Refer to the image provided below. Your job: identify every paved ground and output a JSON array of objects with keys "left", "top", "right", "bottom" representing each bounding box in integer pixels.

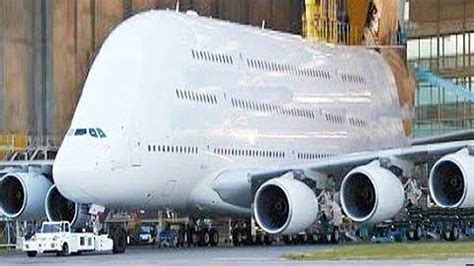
[{"left": 1, "top": 244, "right": 474, "bottom": 265}]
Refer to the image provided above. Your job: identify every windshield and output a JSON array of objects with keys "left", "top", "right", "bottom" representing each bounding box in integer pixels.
[
  {"left": 42, "top": 224, "right": 61, "bottom": 233},
  {"left": 139, "top": 225, "right": 152, "bottom": 234}
]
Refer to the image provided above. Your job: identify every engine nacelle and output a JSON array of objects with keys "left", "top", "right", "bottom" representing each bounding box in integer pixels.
[
  {"left": 429, "top": 149, "right": 474, "bottom": 208},
  {"left": 45, "top": 185, "right": 90, "bottom": 228},
  {"left": 0, "top": 172, "right": 52, "bottom": 220},
  {"left": 340, "top": 161, "right": 404, "bottom": 223},
  {"left": 254, "top": 174, "right": 319, "bottom": 235}
]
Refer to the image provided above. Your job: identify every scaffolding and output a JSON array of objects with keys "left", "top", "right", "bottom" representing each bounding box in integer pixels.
[{"left": 407, "top": 0, "right": 474, "bottom": 137}]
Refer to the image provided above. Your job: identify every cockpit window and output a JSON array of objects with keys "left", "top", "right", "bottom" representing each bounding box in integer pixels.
[
  {"left": 89, "top": 128, "right": 98, "bottom": 138},
  {"left": 74, "top": 128, "right": 87, "bottom": 136},
  {"left": 97, "top": 128, "right": 107, "bottom": 138},
  {"left": 67, "top": 129, "right": 75, "bottom": 136}
]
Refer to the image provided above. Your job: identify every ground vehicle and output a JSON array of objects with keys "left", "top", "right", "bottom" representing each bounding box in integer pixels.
[
  {"left": 22, "top": 221, "right": 113, "bottom": 257},
  {"left": 131, "top": 223, "right": 156, "bottom": 245}
]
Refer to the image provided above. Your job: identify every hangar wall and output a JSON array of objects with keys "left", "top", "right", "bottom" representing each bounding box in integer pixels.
[{"left": 0, "top": 0, "right": 303, "bottom": 145}]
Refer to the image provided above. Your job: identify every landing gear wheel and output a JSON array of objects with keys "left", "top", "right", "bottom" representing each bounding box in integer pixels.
[
  {"left": 301, "top": 234, "right": 309, "bottom": 245},
  {"left": 232, "top": 228, "right": 242, "bottom": 246},
  {"left": 198, "top": 229, "right": 210, "bottom": 247},
  {"left": 255, "top": 234, "right": 264, "bottom": 245},
  {"left": 332, "top": 227, "right": 340, "bottom": 244},
  {"left": 310, "top": 233, "right": 319, "bottom": 244},
  {"left": 407, "top": 229, "right": 415, "bottom": 241},
  {"left": 282, "top": 235, "right": 292, "bottom": 245},
  {"left": 263, "top": 235, "right": 273, "bottom": 246},
  {"left": 26, "top": 251, "right": 37, "bottom": 257},
  {"left": 110, "top": 227, "right": 127, "bottom": 253},
  {"left": 324, "top": 233, "right": 332, "bottom": 243},
  {"left": 414, "top": 225, "right": 423, "bottom": 241},
  {"left": 189, "top": 228, "right": 198, "bottom": 247},
  {"left": 450, "top": 225, "right": 459, "bottom": 241},
  {"left": 243, "top": 229, "right": 253, "bottom": 246},
  {"left": 209, "top": 229, "right": 219, "bottom": 247}
]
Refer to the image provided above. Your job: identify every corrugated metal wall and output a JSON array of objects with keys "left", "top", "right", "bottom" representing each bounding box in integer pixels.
[{"left": 0, "top": 0, "right": 303, "bottom": 143}]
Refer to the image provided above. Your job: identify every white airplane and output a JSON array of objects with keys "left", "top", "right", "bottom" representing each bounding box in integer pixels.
[{"left": 1, "top": 10, "right": 473, "bottom": 249}]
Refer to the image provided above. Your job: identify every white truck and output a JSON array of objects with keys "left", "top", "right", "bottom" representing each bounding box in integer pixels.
[{"left": 22, "top": 221, "right": 114, "bottom": 257}]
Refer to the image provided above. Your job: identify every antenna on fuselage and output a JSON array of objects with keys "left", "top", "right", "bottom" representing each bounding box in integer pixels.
[{"left": 176, "top": 0, "right": 180, "bottom": 12}]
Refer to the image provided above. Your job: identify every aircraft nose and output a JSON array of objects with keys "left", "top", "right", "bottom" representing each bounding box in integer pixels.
[{"left": 53, "top": 138, "right": 101, "bottom": 204}]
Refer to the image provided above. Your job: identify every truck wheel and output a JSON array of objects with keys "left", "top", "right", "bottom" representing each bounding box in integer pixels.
[
  {"left": 332, "top": 227, "right": 340, "bottom": 244},
  {"left": 111, "top": 227, "right": 127, "bottom": 253},
  {"left": 26, "top": 251, "right": 37, "bottom": 257},
  {"left": 57, "top": 243, "right": 69, "bottom": 256},
  {"left": 209, "top": 229, "right": 219, "bottom": 247}
]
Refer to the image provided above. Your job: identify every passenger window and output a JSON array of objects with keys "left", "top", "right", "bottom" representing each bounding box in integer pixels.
[{"left": 75, "top": 128, "right": 87, "bottom": 136}]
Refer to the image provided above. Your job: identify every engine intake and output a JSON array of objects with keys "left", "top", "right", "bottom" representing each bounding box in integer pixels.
[
  {"left": 0, "top": 172, "right": 52, "bottom": 220},
  {"left": 45, "top": 185, "right": 90, "bottom": 228},
  {"left": 340, "top": 161, "right": 404, "bottom": 223},
  {"left": 254, "top": 173, "right": 318, "bottom": 235},
  {"left": 429, "top": 149, "right": 474, "bottom": 208}
]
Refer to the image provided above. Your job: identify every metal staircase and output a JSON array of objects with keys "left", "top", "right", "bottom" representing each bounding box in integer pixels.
[{"left": 414, "top": 67, "right": 474, "bottom": 102}]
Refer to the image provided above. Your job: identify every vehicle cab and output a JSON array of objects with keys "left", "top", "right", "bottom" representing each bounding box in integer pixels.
[{"left": 22, "top": 221, "right": 113, "bottom": 257}]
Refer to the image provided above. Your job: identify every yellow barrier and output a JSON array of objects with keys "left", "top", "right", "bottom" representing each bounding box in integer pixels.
[
  {"left": 0, "top": 134, "right": 29, "bottom": 160},
  {"left": 303, "top": 0, "right": 368, "bottom": 45}
]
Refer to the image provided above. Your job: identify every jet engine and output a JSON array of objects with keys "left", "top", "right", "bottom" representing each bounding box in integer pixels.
[
  {"left": 45, "top": 185, "right": 90, "bottom": 228},
  {"left": 429, "top": 150, "right": 474, "bottom": 208},
  {"left": 0, "top": 172, "right": 52, "bottom": 220},
  {"left": 254, "top": 174, "right": 319, "bottom": 235},
  {"left": 340, "top": 161, "right": 404, "bottom": 223}
]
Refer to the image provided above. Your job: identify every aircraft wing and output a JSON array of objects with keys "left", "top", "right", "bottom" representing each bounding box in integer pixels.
[
  {"left": 249, "top": 139, "right": 474, "bottom": 180},
  {"left": 213, "top": 139, "right": 474, "bottom": 209}
]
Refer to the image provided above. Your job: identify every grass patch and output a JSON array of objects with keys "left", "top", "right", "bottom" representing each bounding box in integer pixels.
[
  {"left": 284, "top": 242, "right": 474, "bottom": 261},
  {"left": 0, "top": 247, "right": 18, "bottom": 256}
]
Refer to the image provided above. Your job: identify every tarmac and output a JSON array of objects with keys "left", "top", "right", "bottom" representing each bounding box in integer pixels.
[{"left": 1, "top": 244, "right": 474, "bottom": 265}]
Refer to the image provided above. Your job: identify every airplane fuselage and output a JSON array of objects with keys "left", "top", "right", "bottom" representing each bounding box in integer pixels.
[{"left": 53, "top": 11, "right": 408, "bottom": 216}]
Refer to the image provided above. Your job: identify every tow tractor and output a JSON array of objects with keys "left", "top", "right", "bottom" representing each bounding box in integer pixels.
[{"left": 22, "top": 221, "right": 114, "bottom": 257}]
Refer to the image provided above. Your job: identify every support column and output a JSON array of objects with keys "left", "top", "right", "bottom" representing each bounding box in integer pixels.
[
  {"left": 76, "top": 0, "right": 94, "bottom": 96},
  {"left": 52, "top": 0, "right": 76, "bottom": 138},
  {"left": 0, "top": 0, "right": 4, "bottom": 132},
  {"left": 3, "top": 0, "right": 33, "bottom": 134}
]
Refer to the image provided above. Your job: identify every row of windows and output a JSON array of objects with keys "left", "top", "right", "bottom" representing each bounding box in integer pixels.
[
  {"left": 246, "top": 58, "right": 331, "bottom": 79},
  {"left": 325, "top": 113, "right": 345, "bottom": 124},
  {"left": 214, "top": 147, "right": 286, "bottom": 158},
  {"left": 231, "top": 97, "right": 315, "bottom": 120},
  {"left": 340, "top": 73, "right": 366, "bottom": 84},
  {"left": 147, "top": 145, "right": 198, "bottom": 154},
  {"left": 175, "top": 89, "right": 367, "bottom": 127},
  {"left": 349, "top": 117, "right": 367, "bottom": 127},
  {"left": 191, "top": 49, "right": 234, "bottom": 65},
  {"left": 176, "top": 89, "right": 218, "bottom": 105},
  {"left": 297, "top": 152, "right": 334, "bottom": 160}
]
